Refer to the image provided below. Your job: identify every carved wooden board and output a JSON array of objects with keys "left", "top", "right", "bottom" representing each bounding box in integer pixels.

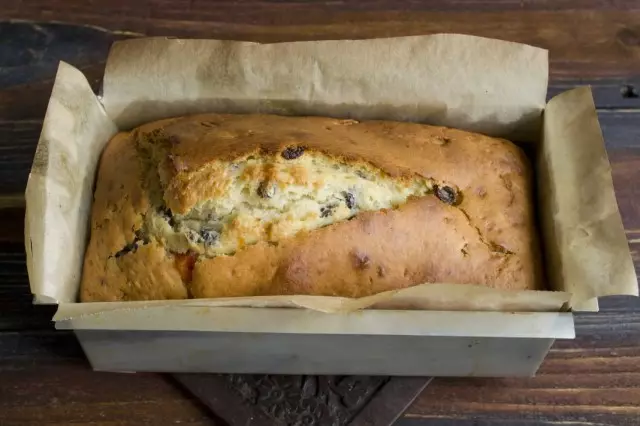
[{"left": 173, "top": 374, "right": 430, "bottom": 426}]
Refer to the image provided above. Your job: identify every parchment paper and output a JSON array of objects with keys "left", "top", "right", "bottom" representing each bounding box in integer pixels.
[
  {"left": 25, "top": 62, "right": 118, "bottom": 304},
  {"left": 102, "top": 35, "right": 547, "bottom": 141},
  {"left": 24, "top": 34, "right": 637, "bottom": 318},
  {"left": 539, "top": 87, "right": 638, "bottom": 310}
]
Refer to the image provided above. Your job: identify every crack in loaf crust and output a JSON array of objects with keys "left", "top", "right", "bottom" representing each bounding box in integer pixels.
[{"left": 80, "top": 113, "right": 542, "bottom": 302}]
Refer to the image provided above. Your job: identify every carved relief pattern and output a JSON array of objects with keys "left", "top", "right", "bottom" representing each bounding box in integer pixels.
[{"left": 226, "top": 375, "right": 389, "bottom": 425}]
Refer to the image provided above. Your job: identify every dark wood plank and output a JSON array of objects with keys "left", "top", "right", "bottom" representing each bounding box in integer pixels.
[
  {"left": 548, "top": 79, "right": 640, "bottom": 109},
  {"left": 0, "top": 120, "right": 41, "bottom": 195},
  {"left": 0, "top": 331, "right": 214, "bottom": 426},
  {"left": 8, "top": 0, "right": 640, "bottom": 15},
  {"left": 0, "top": 21, "right": 129, "bottom": 89},
  {"left": 5, "top": 3, "right": 640, "bottom": 81},
  {"left": 0, "top": 207, "right": 25, "bottom": 240},
  {"left": 0, "top": 20, "right": 118, "bottom": 121},
  {"left": 0, "top": 242, "right": 57, "bottom": 331}
]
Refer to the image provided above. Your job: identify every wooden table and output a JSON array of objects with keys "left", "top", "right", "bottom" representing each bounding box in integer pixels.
[{"left": 1, "top": 2, "right": 640, "bottom": 425}]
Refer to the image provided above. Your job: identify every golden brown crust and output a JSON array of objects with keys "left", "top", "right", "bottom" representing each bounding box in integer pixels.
[
  {"left": 80, "top": 132, "right": 187, "bottom": 302},
  {"left": 80, "top": 113, "right": 542, "bottom": 302}
]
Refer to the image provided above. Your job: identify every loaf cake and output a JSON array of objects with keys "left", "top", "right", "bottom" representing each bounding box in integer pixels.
[{"left": 80, "top": 113, "right": 542, "bottom": 302}]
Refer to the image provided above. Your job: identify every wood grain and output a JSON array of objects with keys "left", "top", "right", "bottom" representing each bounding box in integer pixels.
[
  {"left": 0, "top": 242, "right": 57, "bottom": 331},
  {"left": 4, "top": 3, "right": 640, "bottom": 81},
  {"left": 0, "top": 21, "right": 125, "bottom": 88},
  {"left": 0, "top": 331, "right": 214, "bottom": 426},
  {"left": 0, "top": 120, "right": 40, "bottom": 195}
]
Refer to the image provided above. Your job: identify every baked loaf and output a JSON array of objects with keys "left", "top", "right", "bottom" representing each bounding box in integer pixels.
[{"left": 80, "top": 113, "right": 542, "bottom": 302}]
